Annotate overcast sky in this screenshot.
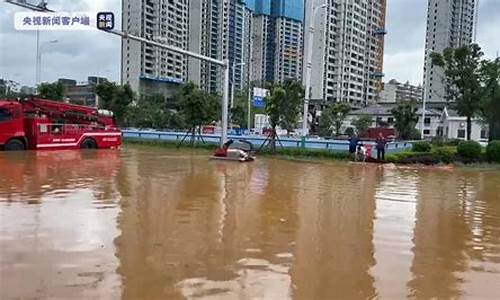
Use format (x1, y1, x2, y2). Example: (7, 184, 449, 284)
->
(1, 0, 499, 88)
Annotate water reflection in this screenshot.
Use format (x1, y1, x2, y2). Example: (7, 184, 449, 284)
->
(291, 163, 379, 299)
(0, 150, 122, 299)
(2, 147, 500, 299)
(372, 168, 418, 298)
(408, 169, 500, 299)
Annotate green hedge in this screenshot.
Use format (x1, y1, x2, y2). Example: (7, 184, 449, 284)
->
(412, 141, 431, 152)
(386, 151, 439, 165)
(457, 140, 482, 162)
(125, 138, 217, 150)
(387, 146, 457, 165)
(431, 137, 445, 147)
(445, 138, 462, 146)
(259, 147, 351, 160)
(431, 146, 456, 164)
(486, 140, 500, 163)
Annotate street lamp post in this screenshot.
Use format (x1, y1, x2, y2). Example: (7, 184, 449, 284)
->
(247, 36, 253, 132)
(302, 2, 327, 136)
(421, 85, 427, 139)
(36, 39, 58, 84)
(97, 30, 232, 146)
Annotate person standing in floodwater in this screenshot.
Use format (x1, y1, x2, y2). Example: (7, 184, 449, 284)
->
(349, 134, 360, 155)
(376, 132, 387, 161)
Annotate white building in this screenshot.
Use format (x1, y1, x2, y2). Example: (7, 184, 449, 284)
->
(304, 0, 387, 106)
(379, 79, 423, 104)
(343, 104, 441, 137)
(422, 0, 477, 104)
(439, 108, 488, 143)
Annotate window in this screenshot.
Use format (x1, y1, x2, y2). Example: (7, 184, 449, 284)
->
(388, 117, 394, 124)
(481, 129, 487, 139)
(457, 129, 466, 138)
(0, 108, 12, 122)
(424, 129, 430, 135)
(424, 117, 431, 125)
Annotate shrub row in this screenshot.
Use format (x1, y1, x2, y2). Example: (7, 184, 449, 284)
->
(486, 140, 500, 163)
(258, 147, 352, 160)
(387, 151, 439, 165)
(412, 141, 431, 152)
(431, 137, 462, 147)
(456, 140, 482, 161)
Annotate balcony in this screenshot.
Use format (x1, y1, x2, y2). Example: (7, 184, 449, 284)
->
(374, 28, 387, 35)
(370, 71, 385, 78)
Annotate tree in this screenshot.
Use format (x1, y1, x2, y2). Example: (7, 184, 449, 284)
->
(37, 81, 65, 100)
(352, 115, 373, 136)
(125, 94, 184, 130)
(479, 58, 500, 140)
(279, 80, 304, 135)
(344, 127, 355, 137)
(430, 44, 483, 140)
(0, 80, 19, 98)
(391, 102, 419, 140)
(96, 82, 135, 125)
(175, 82, 219, 142)
(264, 86, 286, 151)
(318, 102, 351, 137)
(263, 80, 304, 150)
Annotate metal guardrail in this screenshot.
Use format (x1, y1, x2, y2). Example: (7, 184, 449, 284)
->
(122, 130, 414, 155)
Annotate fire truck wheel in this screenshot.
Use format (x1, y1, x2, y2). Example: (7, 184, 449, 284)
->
(5, 139, 25, 151)
(80, 138, 97, 149)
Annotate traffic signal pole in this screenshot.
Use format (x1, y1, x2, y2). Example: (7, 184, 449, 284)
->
(104, 30, 230, 147)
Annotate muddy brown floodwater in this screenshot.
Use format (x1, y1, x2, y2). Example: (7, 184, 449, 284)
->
(1, 145, 500, 299)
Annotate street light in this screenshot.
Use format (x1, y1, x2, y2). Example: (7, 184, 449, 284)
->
(4, 0, 53, 12)
(36, 39, 58, 84)
(302, 2, 328, 137)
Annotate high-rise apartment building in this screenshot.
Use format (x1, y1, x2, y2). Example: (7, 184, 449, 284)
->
(249, 0, 304, 84)
(422, 0, 476, 105)
(188, 0, 253, 94)
(121, 0, 304, 96)
(121, 0, 189, 96)
(304, 0, 387, 107)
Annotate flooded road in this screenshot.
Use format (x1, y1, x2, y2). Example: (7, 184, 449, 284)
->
(1, 145, 500, 299)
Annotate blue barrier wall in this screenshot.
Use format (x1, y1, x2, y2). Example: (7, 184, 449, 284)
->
(122, 130, 414, 156)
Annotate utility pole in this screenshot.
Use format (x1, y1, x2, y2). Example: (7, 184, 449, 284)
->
(247, 31, 254, 132)
(303, 3, 327, 136)
(104, 30, 231, 147)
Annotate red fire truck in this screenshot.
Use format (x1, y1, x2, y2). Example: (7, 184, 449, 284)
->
(0, 97, 121, 151)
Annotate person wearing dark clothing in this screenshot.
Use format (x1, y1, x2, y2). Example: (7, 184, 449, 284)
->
(349, 135, 359, 154)
(376, 133, 386, 161)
